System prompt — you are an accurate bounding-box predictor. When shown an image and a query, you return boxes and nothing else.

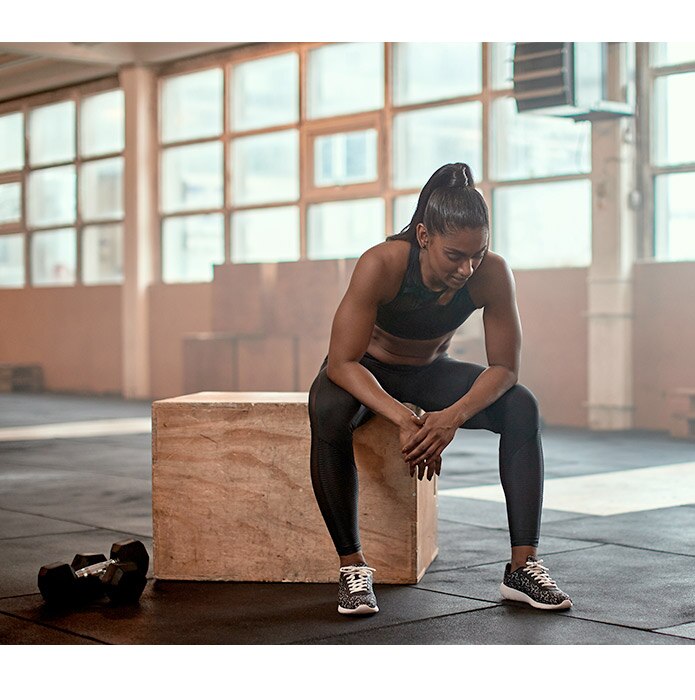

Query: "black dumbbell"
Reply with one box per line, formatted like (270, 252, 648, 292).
(38, 539, 149, 606)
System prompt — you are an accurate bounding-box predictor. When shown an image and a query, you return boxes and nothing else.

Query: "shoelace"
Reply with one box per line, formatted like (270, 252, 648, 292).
(339, 565, 376, 594)
(522, 559, 558, 589)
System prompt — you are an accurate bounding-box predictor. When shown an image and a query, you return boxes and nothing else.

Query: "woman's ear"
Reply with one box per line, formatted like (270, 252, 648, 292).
(416, 223, 428, 249)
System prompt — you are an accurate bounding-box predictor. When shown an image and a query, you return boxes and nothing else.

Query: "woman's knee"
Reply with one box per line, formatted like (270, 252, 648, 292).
(309, 370, 361, 436)
(497, 383, 541, 433)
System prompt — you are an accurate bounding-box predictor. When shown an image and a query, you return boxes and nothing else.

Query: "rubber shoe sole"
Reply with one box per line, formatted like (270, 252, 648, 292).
(500, 583, 572, 610)
(338, 603, 379, 615)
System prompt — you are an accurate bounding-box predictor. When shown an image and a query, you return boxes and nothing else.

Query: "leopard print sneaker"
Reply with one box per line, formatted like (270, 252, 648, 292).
(338, 563, 379, 615)
(500, 556, 572, 610)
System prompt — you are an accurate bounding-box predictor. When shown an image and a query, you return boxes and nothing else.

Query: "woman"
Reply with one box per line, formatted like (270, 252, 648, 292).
(308, 163, 572, 615)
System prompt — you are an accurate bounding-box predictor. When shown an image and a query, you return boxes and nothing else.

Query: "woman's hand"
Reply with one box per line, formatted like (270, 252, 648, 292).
(401, 409, 459, 481)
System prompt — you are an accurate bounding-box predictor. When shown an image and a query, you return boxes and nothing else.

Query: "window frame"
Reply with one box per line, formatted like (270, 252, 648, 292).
(0, 76, 124, 288)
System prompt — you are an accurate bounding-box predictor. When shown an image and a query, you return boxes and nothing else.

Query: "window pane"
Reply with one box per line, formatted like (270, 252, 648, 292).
(0, 112, 24, 172)
(232, 206, 299, 263)
(81, 90, 125, 157)
(651, 43, 695, 67)
(0, 234, 24, 288)
(29, 101, 75, 166)
(161, 142, 223, 214)
(31, 228, 76, 286)
(233, 53, 299, 130)
(232, 130, 299, 206)
(161, 69, 223, 143)
(493, 180, 591, 269)
(491, 42, 515, 90)
(27, 165, 76, 228)
(393, 194, 419, 234)
(393, 103, 482, 189)
(491, 97, 591, 180)
(162, 214, 224, 283)
(308, 198, 384, 260)
(652, 73, 695, 167)
(80, 157, 124, 222)
(0, 182, 22, 224)
(655, 173, 695, 261)
(308, 43, 384, 119)
(83, 223, 123, 284)
(314, 129, 378, 187)
(393, 43, 481, 106)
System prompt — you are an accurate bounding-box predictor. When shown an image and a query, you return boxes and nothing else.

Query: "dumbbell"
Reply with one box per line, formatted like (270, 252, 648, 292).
(38, 539, 149, 606)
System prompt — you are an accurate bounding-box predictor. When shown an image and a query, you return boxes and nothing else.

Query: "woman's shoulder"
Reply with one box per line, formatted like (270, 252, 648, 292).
(349, 240, 412, 303)
(469, 250, 515, 307)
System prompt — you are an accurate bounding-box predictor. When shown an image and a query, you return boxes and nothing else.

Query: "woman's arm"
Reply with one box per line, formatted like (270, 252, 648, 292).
(448, 254, 521, 424)
(402, 254, 522, 468)
(326, 247, 415, 429)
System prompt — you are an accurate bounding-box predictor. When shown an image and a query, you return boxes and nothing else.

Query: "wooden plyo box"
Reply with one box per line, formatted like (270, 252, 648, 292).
(152, 392, 438, 584)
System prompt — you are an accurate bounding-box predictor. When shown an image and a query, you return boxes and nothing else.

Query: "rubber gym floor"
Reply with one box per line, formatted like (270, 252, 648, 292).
(1, 392, 694, 645)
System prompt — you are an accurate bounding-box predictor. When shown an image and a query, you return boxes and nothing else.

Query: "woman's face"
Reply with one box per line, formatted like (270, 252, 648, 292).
(416, 223, 489, 289)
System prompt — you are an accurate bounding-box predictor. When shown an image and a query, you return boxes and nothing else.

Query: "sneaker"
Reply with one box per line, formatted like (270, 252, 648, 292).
(337, 563, 379, 615)
(500, 556, 572, 611)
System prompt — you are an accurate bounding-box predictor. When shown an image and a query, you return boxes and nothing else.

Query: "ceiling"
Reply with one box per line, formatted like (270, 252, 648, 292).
(0, 42, 247, 102)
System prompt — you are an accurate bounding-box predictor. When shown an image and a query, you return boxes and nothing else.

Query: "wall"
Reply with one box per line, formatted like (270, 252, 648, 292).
(0, 286, 122, 394)
(633, 261, 695, 431)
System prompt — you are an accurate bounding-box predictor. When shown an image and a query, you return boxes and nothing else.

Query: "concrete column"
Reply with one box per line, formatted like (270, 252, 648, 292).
(120, 66, 158, 399)
(586, 45, 638, 429)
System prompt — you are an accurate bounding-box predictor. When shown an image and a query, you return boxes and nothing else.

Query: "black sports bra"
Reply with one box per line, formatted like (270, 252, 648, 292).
(374, 241, 479, 340)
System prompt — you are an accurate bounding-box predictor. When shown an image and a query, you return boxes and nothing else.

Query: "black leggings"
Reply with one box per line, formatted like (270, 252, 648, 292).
(308, 353, 544, 555)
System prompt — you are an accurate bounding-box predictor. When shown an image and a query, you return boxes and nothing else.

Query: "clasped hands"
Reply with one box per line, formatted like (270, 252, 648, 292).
(399, 408, 459, 481)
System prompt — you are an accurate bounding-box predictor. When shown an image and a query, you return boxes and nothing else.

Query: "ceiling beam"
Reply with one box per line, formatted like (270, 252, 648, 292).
(0, 42, 135, 65)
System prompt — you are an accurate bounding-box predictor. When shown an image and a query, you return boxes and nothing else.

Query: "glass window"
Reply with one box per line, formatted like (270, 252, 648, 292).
(27, 165, 76, 228)
(162, 213, 224, 283)
(308, 198, 385, 260)
(0, 112, 24, 173)
(0, 234, 24, 288)
(393, 102, 483, 189)
(493, 180, 592, 269)
(161, 142, 223, 214)
(314, 129, 378, 187)
(82, 223, 124, 284)
(232, 130, 299, 206)
(31, 227, 76, 286)
(491, 42, 515, 90)
(81, 90, 125, 157)
(491, 97, 591, 180)
(0, 182, 22, 225)
(161, 69, 223, 144)
(655, 173, 695, 261)
(651, 43, 695, 67)
(393, 43, 481, 106)
(307, 43, 384, 119)
(80, 157, 124, 222)
(232, 206, 300, 263)
(393, 193, 420, 234)
(652, 73, 695, 167)
(29, 101, 75, 167)
(232, 53, 299, 131)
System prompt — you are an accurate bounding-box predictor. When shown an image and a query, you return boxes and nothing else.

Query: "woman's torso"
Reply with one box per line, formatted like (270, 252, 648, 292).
(366, 239, 487, 366)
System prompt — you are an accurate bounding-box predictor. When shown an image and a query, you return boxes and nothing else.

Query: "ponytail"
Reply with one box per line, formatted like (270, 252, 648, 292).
(388, 162, 488, 243)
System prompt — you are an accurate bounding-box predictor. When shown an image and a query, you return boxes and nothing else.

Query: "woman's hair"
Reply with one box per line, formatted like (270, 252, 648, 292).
(388, 163, 489, 243)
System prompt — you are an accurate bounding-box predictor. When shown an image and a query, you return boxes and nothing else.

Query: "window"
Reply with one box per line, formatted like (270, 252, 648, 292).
(491, 97, 591, 180)
(393, 43, 482, 105)
(494, 181, 592, 269)
(155, 43, 595, 273)
(648, 43, 695, 260)
(1, 85, 125, 287)
(307, 43, 384, 119)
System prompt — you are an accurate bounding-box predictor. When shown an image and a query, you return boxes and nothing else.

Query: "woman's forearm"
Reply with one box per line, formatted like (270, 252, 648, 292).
(448, 365, 518, 425)
(326, 361, 414, 427)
